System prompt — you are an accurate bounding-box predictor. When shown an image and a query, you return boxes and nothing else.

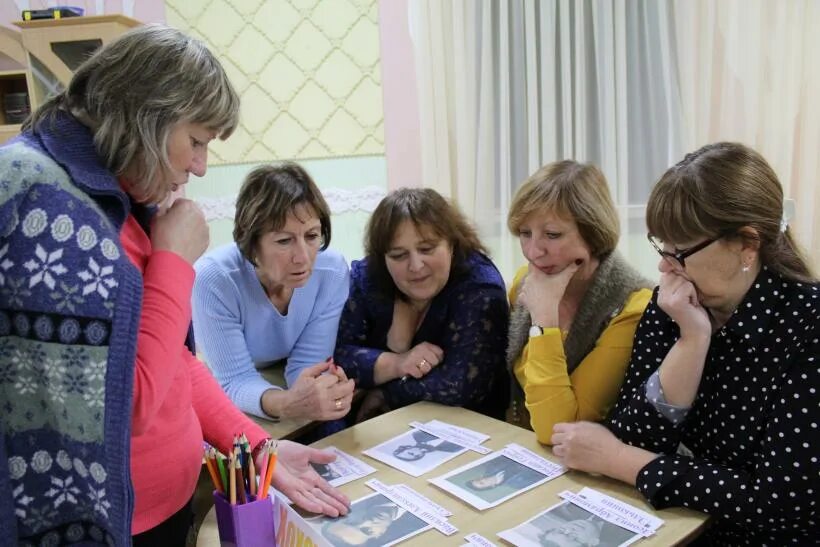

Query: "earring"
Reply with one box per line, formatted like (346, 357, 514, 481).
(742, 263, 750, 273)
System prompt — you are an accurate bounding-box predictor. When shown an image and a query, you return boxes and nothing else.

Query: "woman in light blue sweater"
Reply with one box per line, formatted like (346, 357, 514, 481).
(192, 163, 354, 422)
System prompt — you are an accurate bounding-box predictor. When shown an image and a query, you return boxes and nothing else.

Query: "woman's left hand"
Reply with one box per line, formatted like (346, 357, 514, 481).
(550, 421, 624, 476)
(268, 440, 350, 517)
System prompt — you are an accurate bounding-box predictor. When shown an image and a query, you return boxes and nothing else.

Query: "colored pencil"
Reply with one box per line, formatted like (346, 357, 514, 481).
(215, 450, 228, 492)
(247, 449, 257, 496)
(235, 455, 247, 504)
(228, 453, 236, 505)
(257, 440, 270, 490)
(204, 450, 222, 493)
(260, 441, 278, 499)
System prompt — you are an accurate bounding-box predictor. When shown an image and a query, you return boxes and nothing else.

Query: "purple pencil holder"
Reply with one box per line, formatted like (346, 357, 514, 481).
(213, 491, 276, 547)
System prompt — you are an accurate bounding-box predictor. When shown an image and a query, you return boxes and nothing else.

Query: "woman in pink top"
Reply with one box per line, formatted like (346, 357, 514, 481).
(3, 25, 348, 545)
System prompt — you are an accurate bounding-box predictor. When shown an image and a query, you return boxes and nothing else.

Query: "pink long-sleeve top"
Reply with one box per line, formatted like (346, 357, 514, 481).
(120, 214, 269, 534)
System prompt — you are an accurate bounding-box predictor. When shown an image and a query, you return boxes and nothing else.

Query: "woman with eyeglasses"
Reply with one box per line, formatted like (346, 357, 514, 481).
(192, 164, 355, 424)
(550, 142, 818, 545)
(506, 161, 653, 443)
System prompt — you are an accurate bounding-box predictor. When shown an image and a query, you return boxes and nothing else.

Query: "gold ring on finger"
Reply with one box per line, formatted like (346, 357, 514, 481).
(334, 398, 342, 410)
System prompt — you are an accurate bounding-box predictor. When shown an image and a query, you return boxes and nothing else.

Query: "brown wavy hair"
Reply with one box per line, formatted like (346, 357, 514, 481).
(365, 188, 487, 300)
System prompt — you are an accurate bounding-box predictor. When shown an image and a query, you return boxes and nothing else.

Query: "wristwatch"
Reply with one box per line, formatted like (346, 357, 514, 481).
(528, 324, 544, 338)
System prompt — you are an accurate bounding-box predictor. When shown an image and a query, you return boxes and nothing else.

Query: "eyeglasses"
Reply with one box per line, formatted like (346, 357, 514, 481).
(647, 233, 722, 268)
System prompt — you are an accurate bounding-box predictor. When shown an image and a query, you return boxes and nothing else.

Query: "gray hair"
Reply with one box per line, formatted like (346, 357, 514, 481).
(25, 24, 239, 204)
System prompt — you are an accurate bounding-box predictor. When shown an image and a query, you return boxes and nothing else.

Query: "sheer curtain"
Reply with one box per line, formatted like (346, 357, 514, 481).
(673, 0, 820, 268)
(409, 0, 684, 282)
(409, 0, 819, 282)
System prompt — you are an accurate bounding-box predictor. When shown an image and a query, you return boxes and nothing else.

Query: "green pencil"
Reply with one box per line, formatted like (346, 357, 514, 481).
(215, 451, 228, 491)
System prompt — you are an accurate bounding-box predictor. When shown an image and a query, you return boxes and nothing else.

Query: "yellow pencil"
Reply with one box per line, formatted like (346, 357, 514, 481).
(248, 449, 257, 497)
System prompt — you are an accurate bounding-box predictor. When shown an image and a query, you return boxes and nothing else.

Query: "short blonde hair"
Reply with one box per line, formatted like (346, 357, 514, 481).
(26, 24, 239, 204)
(507, 160, 619, 258)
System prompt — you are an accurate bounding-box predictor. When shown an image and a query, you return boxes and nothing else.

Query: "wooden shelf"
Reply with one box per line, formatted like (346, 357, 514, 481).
(0, 69, 29, 135)
(13, 15, 140, 108)
(0, 123, 23, 145)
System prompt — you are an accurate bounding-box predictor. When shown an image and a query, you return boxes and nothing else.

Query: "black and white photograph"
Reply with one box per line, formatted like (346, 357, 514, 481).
(312, 462, 342, 482)
(497, 500, 641, 547)
(363, 429, 468, 477)
(429, 452, 551, 510)
(309, 446, 377, 487)
(308, 492, 432, 547)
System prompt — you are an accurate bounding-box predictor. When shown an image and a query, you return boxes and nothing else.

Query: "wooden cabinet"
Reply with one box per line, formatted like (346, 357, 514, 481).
(0, 69, 28, 143)
(0, 14, 139, 144)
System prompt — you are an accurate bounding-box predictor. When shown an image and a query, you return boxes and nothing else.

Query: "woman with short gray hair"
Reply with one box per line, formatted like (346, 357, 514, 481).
(0, 24, 348, 545)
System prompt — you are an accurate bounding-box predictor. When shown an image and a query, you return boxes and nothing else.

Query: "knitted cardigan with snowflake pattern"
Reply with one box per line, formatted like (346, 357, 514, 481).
(0, 112, 140, 545)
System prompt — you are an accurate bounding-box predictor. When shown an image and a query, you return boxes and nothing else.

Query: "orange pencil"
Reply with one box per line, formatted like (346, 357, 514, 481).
(228, 453, 236, 505)
(257, 440, 270, 490)
(260, 442, 278, 499)
(204, 450, 223, 493)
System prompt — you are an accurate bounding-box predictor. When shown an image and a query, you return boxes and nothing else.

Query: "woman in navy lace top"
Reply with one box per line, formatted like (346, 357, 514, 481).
(334, 188, 509, 420)
(549, 143, 818, 545)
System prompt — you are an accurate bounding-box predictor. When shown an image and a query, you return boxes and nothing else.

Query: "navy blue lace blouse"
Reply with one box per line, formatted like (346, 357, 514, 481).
(334, 252, 510, 418)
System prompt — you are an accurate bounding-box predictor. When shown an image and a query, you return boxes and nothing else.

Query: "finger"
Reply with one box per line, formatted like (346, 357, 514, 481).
(408, 365, 425, 379)
(304, 446, 337, 465)
(290, 488, 329, 516)
(552, 422, 572, 434)
(426, 344, 444, 362)
(301, 360, 334, 378)
(327, 379, 355, 399)
(330, 363, 348, 381)
(315, 374, 341, 390)
(311, 484, 350, 516)
(310, 477, 351, 511)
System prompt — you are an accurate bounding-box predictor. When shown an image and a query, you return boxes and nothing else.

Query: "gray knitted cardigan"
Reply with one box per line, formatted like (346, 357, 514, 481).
(506, 251, 653, 429)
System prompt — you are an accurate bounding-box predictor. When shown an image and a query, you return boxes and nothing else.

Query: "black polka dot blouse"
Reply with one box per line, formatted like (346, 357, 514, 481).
(607, 266, 818, 545)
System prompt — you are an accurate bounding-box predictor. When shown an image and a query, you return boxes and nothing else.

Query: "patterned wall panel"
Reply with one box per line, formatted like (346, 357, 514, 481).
(165, 0, 384, 164)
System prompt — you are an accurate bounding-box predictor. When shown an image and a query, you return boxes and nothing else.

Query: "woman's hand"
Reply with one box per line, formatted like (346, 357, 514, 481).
(551, 422, 655, 485)
(278, 361, 355, 421)
(267, 440, 350, 517)
(519, 261, 582, 328)
(657, 272, 712, 339)
(150, 198, 209, 265)
(551, 421, 622, 475)
(393, 342, 444, 380)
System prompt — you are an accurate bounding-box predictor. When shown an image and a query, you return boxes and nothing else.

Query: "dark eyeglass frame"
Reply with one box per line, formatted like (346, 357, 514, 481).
(646, 233, 726, 268)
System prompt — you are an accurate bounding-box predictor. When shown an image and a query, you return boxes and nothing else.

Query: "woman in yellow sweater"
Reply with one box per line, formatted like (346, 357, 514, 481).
(506, 160, 652, 444)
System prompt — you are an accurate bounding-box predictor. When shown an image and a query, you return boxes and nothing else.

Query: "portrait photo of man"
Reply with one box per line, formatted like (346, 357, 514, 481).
(454, 454, 546, 504)
(498, 501, 639, 547)
(391, 430, 461, 461)
(311, 493, 431, 547)
(364, 428, 468, 476)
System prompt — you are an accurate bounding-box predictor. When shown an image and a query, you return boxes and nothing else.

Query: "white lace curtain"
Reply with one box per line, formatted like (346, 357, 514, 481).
(409, 0, 819, 281)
